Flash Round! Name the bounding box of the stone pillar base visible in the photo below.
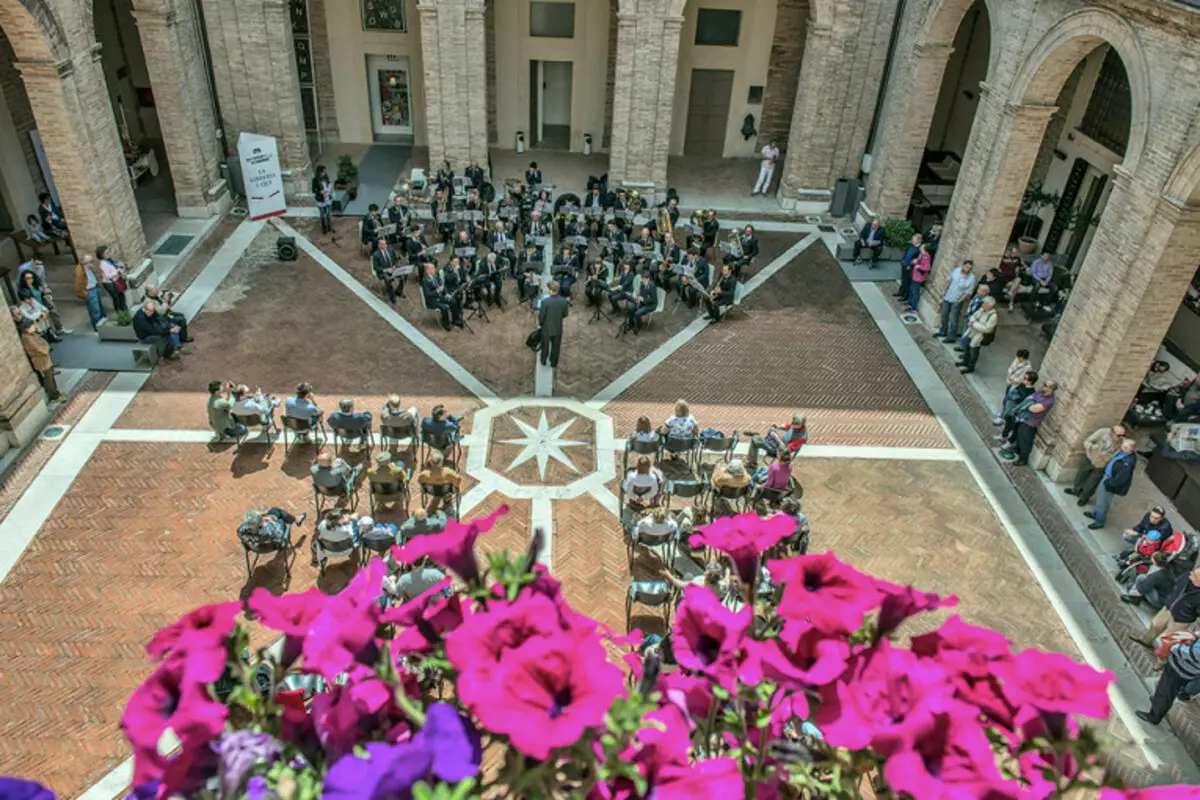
[778,186,831,215]
[178,179,232,219]
[0,382,48,456]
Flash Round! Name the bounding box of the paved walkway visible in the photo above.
[0,210,1195,798]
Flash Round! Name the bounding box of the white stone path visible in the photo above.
[0,213,1188,795]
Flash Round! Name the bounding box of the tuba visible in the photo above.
[628,190,645,215]
[727,229,743,259]
[689,209,707,248]
[659,206,672,238]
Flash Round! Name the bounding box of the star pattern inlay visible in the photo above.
[500,411,587,480]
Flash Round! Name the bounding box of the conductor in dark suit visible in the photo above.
[372,238,404,304]
[538,280,569,368]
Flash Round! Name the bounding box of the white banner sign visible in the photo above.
[237,132,287,221]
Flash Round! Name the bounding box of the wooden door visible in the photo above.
[684,69,734,157]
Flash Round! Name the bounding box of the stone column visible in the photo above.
[132,0,226,216]
[921,89,1056,315]
[199,0,311,192]
[0,319,46,455]
[608,1,683,195]
[418,0,488,170]
[16,52,148,266]
[863,42,956,220]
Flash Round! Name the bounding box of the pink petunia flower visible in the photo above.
[874,580,958,637]
[1101,787,1200,799]
[145,601,241,683]
[390,506,508,585]
[121,657,228,786]
[388,587,467,657]
[301,559,386,679]
[247,586,328,666]
[883,707,1013,800]
[672,585,753,690]
[756,620,851,690]
[312,665,409,762]
[689,512,794,588]
[471,628,624,759]
[768,553,883,634]
[816,639,956,755]
[911,615,1018,729]
[657,671,716,726]
[993,649,1114,720]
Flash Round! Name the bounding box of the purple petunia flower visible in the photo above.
[214,730,282,799]
[0,776,55,800]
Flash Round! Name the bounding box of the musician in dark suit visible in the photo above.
[584,186,607,237]
[538,281,569,368]
[706,263,736,323]
[627,272,658,334]
[490,221,514,254]
[525,161,542,187]
[421,264,462,330]
[656,231,681,290]
[465,159,485,188]
[634,226,655,255]
[728,224,760,280]
[563,215,588,264]
[441,256,465,297]
[517,243,540,301]
[681,249,709,306]
[371,237,405,304]
[702,210,720,256]
[552,245,578,299]
[608,260,636,315]
[476,251,506,306]
[525,210,550,260]
[453,229,477,272]
[386,198,406,243]
[432,188,455,242]
[584,259,609,308]
[665,198,680,230]
[602,220,626,261]
[361,204,382,249]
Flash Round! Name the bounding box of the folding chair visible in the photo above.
[420,291,446,328]
[698,431,739,469]
[723,281,750,320]
[666,478,706,510]
[314,480,357,516]
[660,435,698,471]
[359,526,398,564]
[380,417,418,457]
[623,437,660,473]
[628,519,679,572]
[625,580,674,633]
[710,483,752,518]
[421,430,461,466]
[332,423,374,455]
[759,477,801,507]
[316,535,358,577]
[241,525,297,582]
[369,476,409,518]
[231,411,278,451]
[420,481,461,520]
[281,415,327,454]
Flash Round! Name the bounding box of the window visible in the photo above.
[695,9,740,46]
[1078,48,1130,157]
[530,2,575,38]
[362,0,406,32]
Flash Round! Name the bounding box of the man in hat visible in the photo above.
[746,413,809,469]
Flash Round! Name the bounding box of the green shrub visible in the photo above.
[882,218,915,250]
[114,310,133,327]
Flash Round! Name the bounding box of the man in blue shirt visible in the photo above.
[1028,251,1057,308]
[893,233,923,302]
[1084,440,1137,529]
[327,398,373,448]
[936,260,977,341]
[421,404,462,442]
[284,382,323,441]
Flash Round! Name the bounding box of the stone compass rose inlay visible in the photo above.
[500,411,587,479]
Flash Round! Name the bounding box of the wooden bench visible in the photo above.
[10,229,75,262]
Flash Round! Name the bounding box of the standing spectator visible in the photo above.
[1131,568,1200,646]
[95,245,128,312]
[1136,636,1200,727]
[1064,423,1127,506]
[73,255,106,330]
[894,233,922,303]
[206,381,245,439]
[752,137,779,196]
[1000,379,1057,466]
[1083,439,1137,530]
[538,280,569,368]
[19,320,65,403]
[852,219,885,267]
[954,285,991,353]
[133,299,185,359]
[936,260,977,341]
[907,244,932,311]
[16,290,59,341]
[957,296,998,374]
[994,349,1032,424]
[1028,251,1057,309]
[923,222,944,258]
[312,165,333,235]
[17,261,63,333]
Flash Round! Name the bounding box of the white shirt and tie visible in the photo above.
[754,144,780,195]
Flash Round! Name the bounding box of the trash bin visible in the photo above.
[516,131,526,154]
[583,133,592,155]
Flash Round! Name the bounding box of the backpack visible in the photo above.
[73,262,90,299]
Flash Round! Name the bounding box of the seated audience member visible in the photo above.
[632,416,660,445]
[382,394,419,427]
[675,505,708,541]
[284,381,323,440]
[624,456,666,513]
[780,498,810,555]
[133,299,186,360]
[421,404,462,443]
[16,290,58,341]
[747,413,808,468]
[399,509,448,540]
[327,398,373,446]
[417,451,462,515]
[142,284,190,343]
[662,399,699,440]
[1170,378,1200,422]
[356,515,398,554]
[311,450,363,494]
[25,213,53,245]
[1124,553,1180,607]
[661,560,731,600]
[1120,506,1174,548]
[313,508,358,567]
[232,384,279,422]
[385,556,448,601]
[712,459,751,492]
[207,381,246,440]
[635,506,679,545]
[238,508,305,551]
[366,452,409,505]
[17,268,62,335]
[38,192,67,237]
[757,450,793,497]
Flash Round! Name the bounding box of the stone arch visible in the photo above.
[1009,8,1150,173]
[1164,138,1200,206]
[922,0,998,81]
[0,0,68,62]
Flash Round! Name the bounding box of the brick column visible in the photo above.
[17,52,148,266]
[608,2,683,195]
[0,318,46,453]
[418,0,488,170]
[921,90,1056,316]
[132,0,226,216]
[863,42,955,220]
[199,0,311,192]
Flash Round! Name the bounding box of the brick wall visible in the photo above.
[0,32,47,197]
[756,0,807,150]
[308,0,340,142]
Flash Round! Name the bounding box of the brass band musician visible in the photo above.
[705,263,736,323]
[552,245,579,299]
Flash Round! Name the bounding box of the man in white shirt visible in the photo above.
[752,138,780,196]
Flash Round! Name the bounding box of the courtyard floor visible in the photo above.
[0,212,1195,797]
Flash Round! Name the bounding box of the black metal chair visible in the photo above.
[281,415,327,454]
[623,436,660,472]
[625,580,674,634]
[698,431,739,468]
[231,411,278,451]
[419,481,461,520]
[759,476,802,507]
[666,478,706,510]
[368,475,409,518]
[314,479,357,516]
[316,535,358,577]
[627,517,679,571]
[332,422,374,456]
[359,526,398,563]
[710,482,752,518]
[380,417,418,456]
[421,429,461,466]
[241,524,297,582]
[660,435,698,470]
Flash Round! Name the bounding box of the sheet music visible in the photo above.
[428,243,445,255]
[455,247,477,258]
[615,210,631,220]
[411,208,434,220]
[498,207,516,219]
[632,214,650,227]
[534,201,553,214]
[584,207,604,218]
[380,224,398,236]
[533,235,553,247]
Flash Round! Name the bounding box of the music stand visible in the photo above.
[412,207,434,221]
[587,280,612,325]
[454,247,477,259]
[567,235,588,248]
[463,279,491,325]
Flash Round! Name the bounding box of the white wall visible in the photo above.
[0,85,38,231]
[541,61,572,127]
[670,0,777,158]
[325,0,427,145]
[493,0,610,152]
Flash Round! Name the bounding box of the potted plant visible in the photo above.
[334,154,359,201]
[881,218,915,261]
[1015,181,1060,253]
[97,309,138,342]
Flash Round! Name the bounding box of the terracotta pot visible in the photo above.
[1017,236,1039,254]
